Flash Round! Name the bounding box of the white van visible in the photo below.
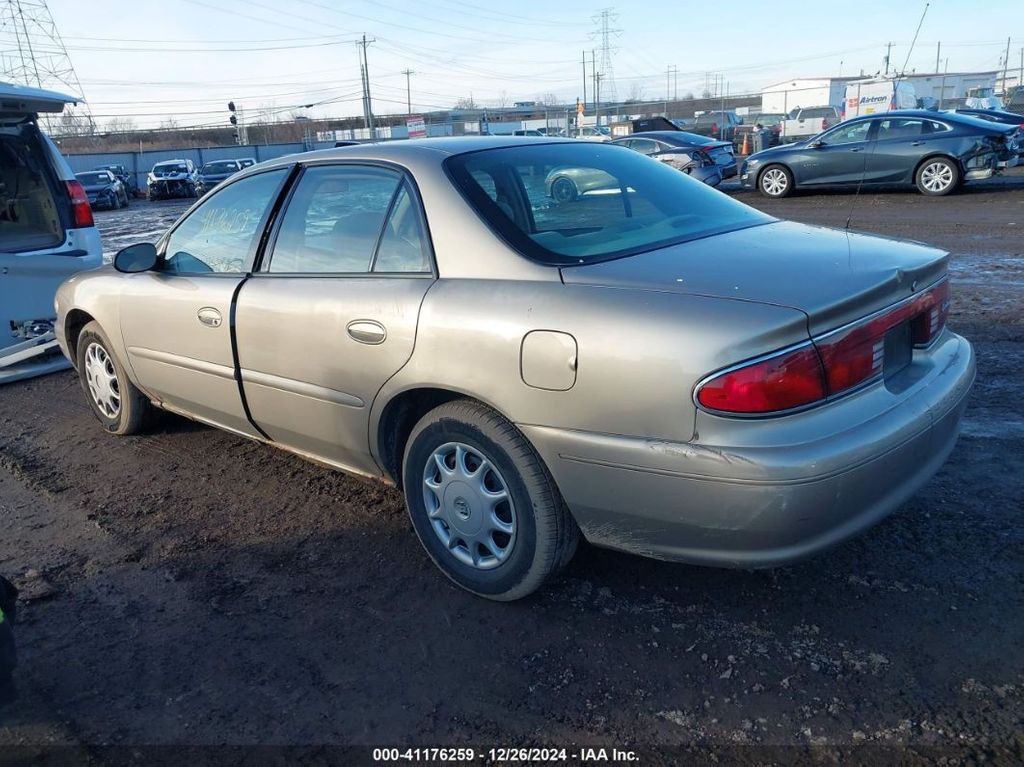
[843,79,917,119]
[0,82,102,383]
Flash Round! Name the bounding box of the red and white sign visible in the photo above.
[406,115,427,139]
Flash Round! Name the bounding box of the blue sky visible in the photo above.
[40,0,1023,128]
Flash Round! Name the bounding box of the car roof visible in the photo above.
[258,136,581,170]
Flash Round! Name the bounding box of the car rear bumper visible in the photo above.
[522,331,974,568]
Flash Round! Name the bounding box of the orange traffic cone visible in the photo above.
[741,132,750,155]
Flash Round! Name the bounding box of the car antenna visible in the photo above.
[846,2,930,230]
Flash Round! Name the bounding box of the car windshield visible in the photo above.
[153,164,188,176]
[445,142,770,264]
[76,172,109,185]
[202,161,238,174]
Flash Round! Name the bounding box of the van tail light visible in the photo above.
[821,118,828,130]
[711,122,718,135]
[65,180,94,228]
[696,280,950,415]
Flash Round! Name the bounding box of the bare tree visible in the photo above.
[105,116,137,134]
[454,95,477,109]
[496,90,510,108]
[537,92,560,106]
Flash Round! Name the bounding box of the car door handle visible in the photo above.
[850,147,864,152]
[197,307,222,328]
[911,141,925,146]
[347,320,386,345]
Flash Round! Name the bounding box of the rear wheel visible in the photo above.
[403,400,579,601]
[550,176,578,203]
[758,164,793,198]
[76,321,154,435]
[916,157,959,196]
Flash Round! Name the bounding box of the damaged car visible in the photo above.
[55,138,974,600]
[741,109,1020,198]
[147,159,198,200]
[0,82,102,384]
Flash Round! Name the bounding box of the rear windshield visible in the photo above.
[76,172,110,185]
[445,142,770,265]
[202,161,239,174]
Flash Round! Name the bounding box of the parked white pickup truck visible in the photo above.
[779,105,841,144]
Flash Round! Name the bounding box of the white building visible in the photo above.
[900,71,998,105]
[760,77,856,115]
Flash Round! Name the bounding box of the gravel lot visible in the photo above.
[1,173,1022,761]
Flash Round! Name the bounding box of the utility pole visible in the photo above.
[935,41,940,73]
[581,50,587,108]
[884,41,892,75]
[595,72,603,129]
[672,64,677,100]
[1001,36,1011,94]
[591,48,597,117]
[402,68,414,114]
[358,34,376,134]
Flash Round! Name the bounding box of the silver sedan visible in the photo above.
[55,138,974,600]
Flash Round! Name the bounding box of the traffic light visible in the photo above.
[229,115,237,126]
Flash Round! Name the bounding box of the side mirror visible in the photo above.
[810,140,826,149]
[114,243,158,273]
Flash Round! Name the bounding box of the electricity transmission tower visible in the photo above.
[0,0,93,133]
[590,8,620,106]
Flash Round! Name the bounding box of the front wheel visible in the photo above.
[916,157,959,196]
[76,321,155,435]
[758,164,793,198]
[403,400,579,600]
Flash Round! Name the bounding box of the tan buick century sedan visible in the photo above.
[55,138,975,600]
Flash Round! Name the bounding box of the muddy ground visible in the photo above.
[0,174,1022,762]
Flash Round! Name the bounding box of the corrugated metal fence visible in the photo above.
[63,141,337,191]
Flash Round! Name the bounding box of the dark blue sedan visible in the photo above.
[740,110,1019,198]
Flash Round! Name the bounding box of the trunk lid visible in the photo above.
[560,220,949,336]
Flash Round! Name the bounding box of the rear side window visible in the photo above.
[161,168,289,274]
[876,119,926,140]
[801,107,835,119]
[445,142,769,265]
[267,165,430,274]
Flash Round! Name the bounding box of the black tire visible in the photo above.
[76,321,155,436]
[403,399,579,601]
[121,189,130,207]
[550,176,578,203]
[915,157,960,196]
[758,164,793,198]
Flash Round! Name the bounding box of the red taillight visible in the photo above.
[711,122,718,135]
[696,345,827,414]
[696,281,950,414]
[821,118,828,130]
[65,180,94,228]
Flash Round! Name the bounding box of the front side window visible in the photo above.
[267,165,429,274]
[161,168,289,274]
[823,121,872,145]
[445,142,770,264]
